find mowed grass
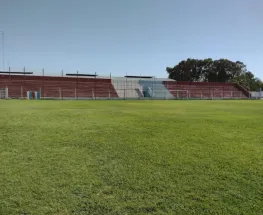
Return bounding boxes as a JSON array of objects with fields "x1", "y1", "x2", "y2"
[{"x1": 0, "y1": 100, "x2": 263, "y2": 215}]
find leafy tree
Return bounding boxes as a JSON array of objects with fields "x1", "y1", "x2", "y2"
[
  {"x1": 233, "y1": 71, "x2": 263, "y2": 91},
  {"x1": 167, "y1": 58, "x2": 263, "y2": 91}
]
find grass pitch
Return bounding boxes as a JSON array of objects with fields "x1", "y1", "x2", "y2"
[{"x1": 0, "y1": 100, "x2": 263, "y2": 215}]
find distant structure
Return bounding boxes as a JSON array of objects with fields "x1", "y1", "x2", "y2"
[{"x1": 0, "y1": 71, "x2": 250, "y2": 100}]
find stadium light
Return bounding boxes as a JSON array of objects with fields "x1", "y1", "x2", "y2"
[{"x1": 0, "y1": 31, "x2": 4, "y2": 71}]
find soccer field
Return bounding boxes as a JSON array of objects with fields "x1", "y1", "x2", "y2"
[{"x1": 0, "y1": 100, "x2": 262, "y2": 215}]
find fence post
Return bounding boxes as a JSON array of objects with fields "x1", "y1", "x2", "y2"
[
  {"x1": 212, "y1": 85, "x2": 214, "y2": 100},
  {"x1": 5, "y1": 87, "x2": 8, "y2": 99},
  {"x1": 59, "y1": 88, "x2": 61, "y2": 99}
]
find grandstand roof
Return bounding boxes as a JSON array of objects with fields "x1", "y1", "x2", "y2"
[
  {"x1": 110, "y1": 76, "x2": 174, "y2": 81},
  {"x1": 0, "y1": 71, "x2": 175, "y2": 81},
  {"x1": 0, "y1": 71, "x2": 33, "y2": 75}
]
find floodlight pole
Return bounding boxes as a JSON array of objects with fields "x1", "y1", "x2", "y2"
[
  {"x1": 77, "y1": 70, "x2": 78, "y2": 100},
  {"x1": 109, "y1": 72, "x2": 111, "y2": 99},
  {"x1": 0, "y1": 31, "x2": 4, "y2": 71},
  {"x1": 125, "y1": 72, "x2": 127, "y2": 100},
  {"x1": 95, "y1": 72, "x2": 97, "y2": 100}
]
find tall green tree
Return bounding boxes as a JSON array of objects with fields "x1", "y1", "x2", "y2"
[
  {"x1": 167, "y1": 58, "x2": 262, "y2": 90},
  {"x1": 232, "y1": 71, "x2": 263, "y2": 91}
]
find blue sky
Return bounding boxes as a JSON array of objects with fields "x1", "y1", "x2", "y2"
[{"x1": 0, "y1": 0, "x2": 262, "y2": 78}]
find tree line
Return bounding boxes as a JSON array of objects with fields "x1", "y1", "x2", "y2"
[{"x1": 166, "y1": 58, "x2": 262, "y2": 91}]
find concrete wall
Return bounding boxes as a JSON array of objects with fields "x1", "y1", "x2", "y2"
[{"x1": 250, "y1": 91, "x2": 262, "y2": 98}]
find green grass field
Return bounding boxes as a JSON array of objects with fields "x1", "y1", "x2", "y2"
[{"x1": 0, "y1": 100, "x2": 263, "y2": 215}]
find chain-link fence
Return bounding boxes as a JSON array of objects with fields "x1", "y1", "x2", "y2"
[{"x1": 0, "y1": 67, "x2": 249, "y2": 100}]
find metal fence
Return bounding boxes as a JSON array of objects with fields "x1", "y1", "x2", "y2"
[{"x1": 0, "y1": 67, "x2": 249, "y2": 100}]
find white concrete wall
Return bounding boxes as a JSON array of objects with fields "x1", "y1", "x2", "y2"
[
  {"x1": 111, "y1": 78, "x2": 143, "y2": 99},
  {"x1": 250, "y1": 91, "x2": 262, "y2": 98}
]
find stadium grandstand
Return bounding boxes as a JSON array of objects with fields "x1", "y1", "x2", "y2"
[{"x1": 0, "y1": 70, "x2": 250, "y2": 100}]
